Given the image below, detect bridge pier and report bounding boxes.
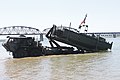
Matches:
[113,34,116,38]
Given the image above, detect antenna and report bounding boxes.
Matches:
[69,22,71,30]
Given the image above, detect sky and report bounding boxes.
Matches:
[0,0,120,32]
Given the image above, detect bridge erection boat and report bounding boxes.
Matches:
[46,25,113,52]
[2,25,113,58]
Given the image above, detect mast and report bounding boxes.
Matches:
[79,14,88,33]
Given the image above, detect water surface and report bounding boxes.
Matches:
[0,38,120,80]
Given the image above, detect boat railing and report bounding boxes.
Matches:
[56,26,79,33]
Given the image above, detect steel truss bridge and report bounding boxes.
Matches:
[87,32,120,38]
[0,26,41,35]
[0,26,120,38]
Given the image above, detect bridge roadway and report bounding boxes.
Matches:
[0,26,119,38]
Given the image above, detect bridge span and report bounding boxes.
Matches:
[0,26,119,38]
[0,26,41,35]
[87,32,120,38]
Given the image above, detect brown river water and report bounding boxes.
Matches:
[0,38,120,80]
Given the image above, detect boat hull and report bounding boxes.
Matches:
[46,26,113,52]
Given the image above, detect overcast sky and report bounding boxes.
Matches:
[0,0,120,32]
